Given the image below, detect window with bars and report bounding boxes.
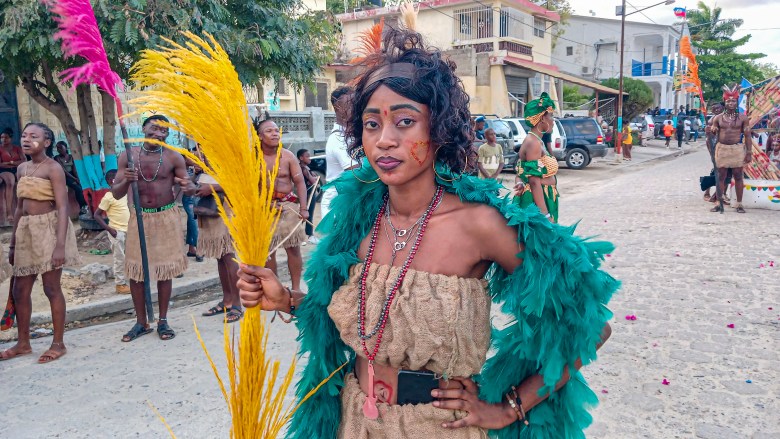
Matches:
[534,17,545,38]
[453,6,493,41]
[276,78,289,96]
[566,46,573,56]
[499,7,527,40]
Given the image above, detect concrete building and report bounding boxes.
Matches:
[334,0,621,117]
[552,15,682,109]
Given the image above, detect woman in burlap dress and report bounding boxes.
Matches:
[0,123,79,363]
[190,172,242,323]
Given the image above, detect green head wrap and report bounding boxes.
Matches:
[524,92,556,129]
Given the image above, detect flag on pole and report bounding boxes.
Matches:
[673,7,686,17]
[738,77,753,114]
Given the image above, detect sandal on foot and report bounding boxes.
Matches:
[0,346,32,361]
[38,343,66,364]
[202,301,226,317]
[736,206,746,213]
[157,320,176,341]
[225,306,243,324]
[710,205,723,213]
[122,323,153,342]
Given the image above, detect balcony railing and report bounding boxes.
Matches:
[453,38,534,59]
[631,57,674,77]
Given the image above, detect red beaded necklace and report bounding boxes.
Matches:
[358,186,444,419]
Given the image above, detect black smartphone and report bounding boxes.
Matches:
[396,370,438,405]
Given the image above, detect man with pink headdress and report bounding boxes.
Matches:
[710,84,752,213]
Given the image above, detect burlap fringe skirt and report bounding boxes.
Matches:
[270,201,306,250]
[13,210,80,277]
[197,214,234,259]
[125,206,188,282]
[715,143,746,169]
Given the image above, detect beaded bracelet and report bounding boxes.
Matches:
[505,393,523,423]
[274,286,296,324]
[510,385,529,426]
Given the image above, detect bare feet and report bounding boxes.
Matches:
[38,341,67,364]
[0,343,33,361]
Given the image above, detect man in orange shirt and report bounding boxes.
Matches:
[663,120,674,148]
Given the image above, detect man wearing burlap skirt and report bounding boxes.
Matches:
[710,85,752,213]
[257,118,309,290]
[112,115,190,342]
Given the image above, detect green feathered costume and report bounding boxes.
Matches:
[288,160,619,439]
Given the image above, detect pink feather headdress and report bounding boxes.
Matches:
[44,0,123,103]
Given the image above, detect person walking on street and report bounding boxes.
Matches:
[182,152,201,262]
[188,169,243,323]
[0,127,26,225]
[297,148,320,244]
[93,169,130,294]
[710,85,753,213]
[676,118,685,149]
[112,115,190,342]
[622,125,633,161]
[54,141,89,215]
[514,92,560,223]
[322,86,358,220]
[476,129,503,179]
[691,117,701,142]
[257,118,309,291]
[663,119,674,148]
[1,123,80,363]
[684,118,691,144]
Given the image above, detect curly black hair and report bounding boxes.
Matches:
[345,27,473,173]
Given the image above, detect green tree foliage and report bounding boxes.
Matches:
[750,62,779,82]
[686,1,765,102]
[562,85,589,110]
[598,78,653,121]
[0,0,338,170]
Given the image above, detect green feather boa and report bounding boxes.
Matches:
[288,161,619,439]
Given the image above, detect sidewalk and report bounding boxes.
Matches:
[0,210,315,341]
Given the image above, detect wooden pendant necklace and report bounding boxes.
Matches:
[357,186,444,419]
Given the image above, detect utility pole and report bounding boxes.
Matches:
[615,0,627,163]
[672,15,687,117]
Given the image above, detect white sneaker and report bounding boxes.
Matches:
[308,236,321,245]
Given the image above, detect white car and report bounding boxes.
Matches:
[505,117,567,160]
[629,114,655,141]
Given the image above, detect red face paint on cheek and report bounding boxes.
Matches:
[410,140,430,165]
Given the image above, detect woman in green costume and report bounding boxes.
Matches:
[238,28,618,438]
[513,93,560,223]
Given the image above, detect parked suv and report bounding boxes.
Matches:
[556,117,607,169]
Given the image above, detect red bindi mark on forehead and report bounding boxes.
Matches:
[384,110,388,116]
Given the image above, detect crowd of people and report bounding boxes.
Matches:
[0,26,617,439]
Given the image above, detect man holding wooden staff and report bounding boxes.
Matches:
[710,85,752,213]
[113,115,190,341]
[257,117,309,291]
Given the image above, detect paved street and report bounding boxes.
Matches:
[1,146,778,438]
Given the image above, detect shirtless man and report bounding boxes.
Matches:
[112,115,190,341]
[710,85,752,213]
[257,119,309,290]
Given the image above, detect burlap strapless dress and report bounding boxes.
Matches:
[327,263,492,439]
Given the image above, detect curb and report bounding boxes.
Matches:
[29,275,222,326]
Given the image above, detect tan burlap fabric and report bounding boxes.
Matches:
[125,206,187,282]
[328,263,491,438]
[715,143,747,168]
[270,201,306,250]
[13,211,80,276]
[197,207,234,259]
[0,246,13,284]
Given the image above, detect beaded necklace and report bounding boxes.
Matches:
[137,145,164,182]
[357,185,444,419]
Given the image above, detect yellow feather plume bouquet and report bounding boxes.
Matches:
[127,32,339,437]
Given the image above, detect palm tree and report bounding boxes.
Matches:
[687,1,744,55]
